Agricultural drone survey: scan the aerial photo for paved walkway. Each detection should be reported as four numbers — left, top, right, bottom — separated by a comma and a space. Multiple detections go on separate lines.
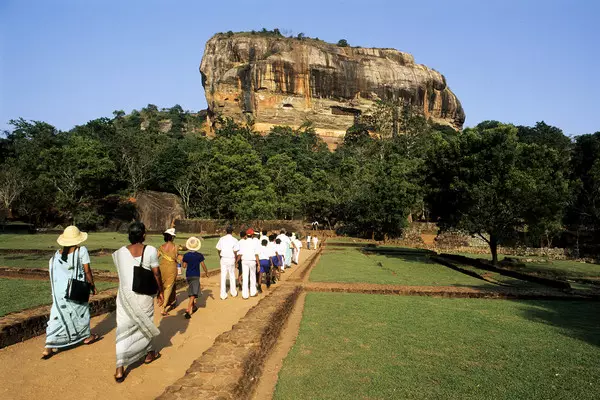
0, 250, 314, 400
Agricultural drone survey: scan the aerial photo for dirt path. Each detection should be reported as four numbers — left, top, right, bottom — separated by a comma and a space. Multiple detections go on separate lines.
0, 250, 316, 400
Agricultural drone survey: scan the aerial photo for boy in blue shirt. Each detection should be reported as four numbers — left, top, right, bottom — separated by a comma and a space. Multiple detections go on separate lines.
182, 237, 209, 319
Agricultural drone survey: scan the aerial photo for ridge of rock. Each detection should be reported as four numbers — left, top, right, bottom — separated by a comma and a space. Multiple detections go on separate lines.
200, 33, 465, 146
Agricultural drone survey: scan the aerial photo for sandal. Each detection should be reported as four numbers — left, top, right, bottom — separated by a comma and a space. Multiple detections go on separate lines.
161, 311, 169, 316
83, 334, 100, 345
184, 312, 191, 319
144, 351, 161, 364
114, 374, 125, 383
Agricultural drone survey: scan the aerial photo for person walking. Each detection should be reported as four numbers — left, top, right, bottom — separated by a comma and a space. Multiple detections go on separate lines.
292, 233, 302, 264
42, 226, 99, 359
312, 235, 319, 250
113, 222, 164, 382
285, 232, 294, 268
182, 237, 209, 319
158, 228, 178, 316
216, 226, 239, 300
306, 233, 312, 250
257, 239, 273, 293
237, 230, 259, 299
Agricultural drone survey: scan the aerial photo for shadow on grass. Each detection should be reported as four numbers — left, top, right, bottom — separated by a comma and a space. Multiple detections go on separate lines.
514, 300, 600, 348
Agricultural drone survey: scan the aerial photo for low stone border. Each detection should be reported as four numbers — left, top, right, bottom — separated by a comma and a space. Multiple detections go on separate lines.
0, 267, 220, 282
302, 282, 594, 300
157, 285, 301, 400
0, 288, 118, 349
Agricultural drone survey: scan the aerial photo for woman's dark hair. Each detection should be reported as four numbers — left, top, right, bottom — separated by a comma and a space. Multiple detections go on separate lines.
286, 232, 292, 237
128, 221, 146, 244
61, 246, 74, 262
163, 233, 174, 242
269, 233, 277, 242
240, 230, 247, 238
276, 238, 281, 244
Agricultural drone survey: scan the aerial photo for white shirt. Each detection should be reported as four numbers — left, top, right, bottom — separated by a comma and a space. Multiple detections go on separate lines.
307, 235, 311, 242
293, 239, 302, 249
258, 245, 271, 260
216, 234, 239, 259
134, 245, 159, 269
312, 237, 318, 244
252, 237, 261, 253
238, 238, 258, 261
277, 234, 289, 245
267, 241, 278, 257
276, 242, 287, 256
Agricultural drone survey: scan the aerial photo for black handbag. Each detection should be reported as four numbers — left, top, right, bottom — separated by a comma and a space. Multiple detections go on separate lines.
132, 245, 158, 295
65, 248, 91, 303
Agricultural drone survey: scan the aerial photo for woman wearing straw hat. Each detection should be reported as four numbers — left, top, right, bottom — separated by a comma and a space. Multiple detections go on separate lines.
113, 222, 164, 382
158, 228, 179, 316
41, 225, 99, 359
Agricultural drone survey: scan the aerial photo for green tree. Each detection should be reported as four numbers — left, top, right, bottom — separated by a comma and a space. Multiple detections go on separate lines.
337, 39, 349, 47
427, 122, 570, 263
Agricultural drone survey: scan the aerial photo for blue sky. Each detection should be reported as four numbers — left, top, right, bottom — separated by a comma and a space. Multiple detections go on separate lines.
1, 0, 598, 136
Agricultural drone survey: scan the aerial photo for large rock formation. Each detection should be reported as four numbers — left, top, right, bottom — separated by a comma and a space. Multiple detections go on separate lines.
200, 33, 465, 146
135, 191, 185, 232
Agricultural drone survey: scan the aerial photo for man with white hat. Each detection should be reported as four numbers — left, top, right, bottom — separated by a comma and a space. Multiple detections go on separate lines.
216, 226, 239, 300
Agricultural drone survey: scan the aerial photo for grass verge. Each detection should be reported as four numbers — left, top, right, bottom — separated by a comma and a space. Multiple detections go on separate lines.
275, 293, 600, 400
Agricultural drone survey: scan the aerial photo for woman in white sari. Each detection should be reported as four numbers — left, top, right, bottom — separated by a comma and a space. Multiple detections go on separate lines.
113, 222, 164, 382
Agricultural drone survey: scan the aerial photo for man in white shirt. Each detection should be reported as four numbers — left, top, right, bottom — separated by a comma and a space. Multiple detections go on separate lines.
306, 234, 312, 250
276, 229, 289, 270
237, 229, 259, 299
216, 226, 239, 300
292, 234, 302, 264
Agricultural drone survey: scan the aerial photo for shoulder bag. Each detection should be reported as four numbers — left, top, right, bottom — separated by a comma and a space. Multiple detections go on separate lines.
132, 245, 158, 295
65, 247, 92, 303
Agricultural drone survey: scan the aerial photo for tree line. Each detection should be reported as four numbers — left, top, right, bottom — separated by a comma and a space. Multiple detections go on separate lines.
1, 103, 600, 262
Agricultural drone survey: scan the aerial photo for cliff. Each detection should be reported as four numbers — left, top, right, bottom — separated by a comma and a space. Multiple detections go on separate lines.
200, 33, 465, 146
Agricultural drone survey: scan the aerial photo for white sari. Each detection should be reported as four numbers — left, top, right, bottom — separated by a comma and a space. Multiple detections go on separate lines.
113, 246, 160, 368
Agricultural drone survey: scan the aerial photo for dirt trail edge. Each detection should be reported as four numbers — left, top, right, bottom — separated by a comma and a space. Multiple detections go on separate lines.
157, 248, 322, 400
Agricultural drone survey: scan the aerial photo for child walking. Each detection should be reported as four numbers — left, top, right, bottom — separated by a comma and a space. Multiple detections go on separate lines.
182, 237, 209, 319
257, 239, 273, 293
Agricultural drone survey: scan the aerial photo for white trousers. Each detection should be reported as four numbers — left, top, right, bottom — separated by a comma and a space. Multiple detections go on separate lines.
242, 260, 257, 299
220, 257, 238, 300
293, 248, 300, 264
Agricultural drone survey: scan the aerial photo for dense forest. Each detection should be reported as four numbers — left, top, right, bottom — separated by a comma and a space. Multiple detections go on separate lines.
1, 103, 600, 261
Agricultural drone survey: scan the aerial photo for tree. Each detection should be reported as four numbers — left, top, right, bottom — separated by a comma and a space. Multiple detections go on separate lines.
0, 165, 25, 219
337, 39, 349, 47
427, 122, 570, 263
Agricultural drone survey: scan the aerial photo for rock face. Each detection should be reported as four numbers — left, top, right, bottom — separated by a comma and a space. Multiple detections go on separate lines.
135, 191, 185, 232
200, 33, 465, 146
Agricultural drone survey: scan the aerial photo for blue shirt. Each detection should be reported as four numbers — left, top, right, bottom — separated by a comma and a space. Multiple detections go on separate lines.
182, 251, 205, 277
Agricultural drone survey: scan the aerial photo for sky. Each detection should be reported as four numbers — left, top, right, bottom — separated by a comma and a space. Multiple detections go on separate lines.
1, 0, 599, 136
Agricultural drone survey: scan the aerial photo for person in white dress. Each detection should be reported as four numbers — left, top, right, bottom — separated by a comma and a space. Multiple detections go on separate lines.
216, 226, 239, 300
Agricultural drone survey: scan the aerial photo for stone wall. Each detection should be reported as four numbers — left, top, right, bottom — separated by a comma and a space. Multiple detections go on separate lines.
135, 191, 185, 232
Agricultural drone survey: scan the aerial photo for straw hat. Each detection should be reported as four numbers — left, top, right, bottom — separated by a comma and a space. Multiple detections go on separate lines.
186, 236, 202, 251
57, 225, 88, 247
164, 228, 176, 237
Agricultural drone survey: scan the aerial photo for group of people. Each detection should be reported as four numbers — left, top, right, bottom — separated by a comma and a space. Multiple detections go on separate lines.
216, 227, 317, 300
40, 222, 319, 383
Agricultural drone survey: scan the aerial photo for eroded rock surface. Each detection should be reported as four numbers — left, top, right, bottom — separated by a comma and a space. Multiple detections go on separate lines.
200, 33, 465, 146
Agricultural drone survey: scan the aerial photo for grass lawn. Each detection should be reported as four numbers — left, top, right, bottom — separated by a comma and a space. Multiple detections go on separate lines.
310, 248, 492, 287
275, 293, 600, 400
452, 252, 600, 279
0, 236, 221, 272
0, 278, 117, 317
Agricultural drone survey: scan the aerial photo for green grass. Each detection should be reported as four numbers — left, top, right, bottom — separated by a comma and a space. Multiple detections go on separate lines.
0, 232, 216, 250
310, 248, 492, 287
0, 235, 221, 272
275, 293, 600, 400
0, 278, 116, 317
452, 252, 600, 279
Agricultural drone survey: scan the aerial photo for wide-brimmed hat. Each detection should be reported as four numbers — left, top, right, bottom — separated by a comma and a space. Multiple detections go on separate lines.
164, 228, 176, 237
186, 236, 202, 251
57, 225, 88, 247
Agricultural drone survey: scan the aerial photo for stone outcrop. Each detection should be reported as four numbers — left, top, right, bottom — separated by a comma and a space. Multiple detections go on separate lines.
200, 33, 465, 146
135, 190, 185, 232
